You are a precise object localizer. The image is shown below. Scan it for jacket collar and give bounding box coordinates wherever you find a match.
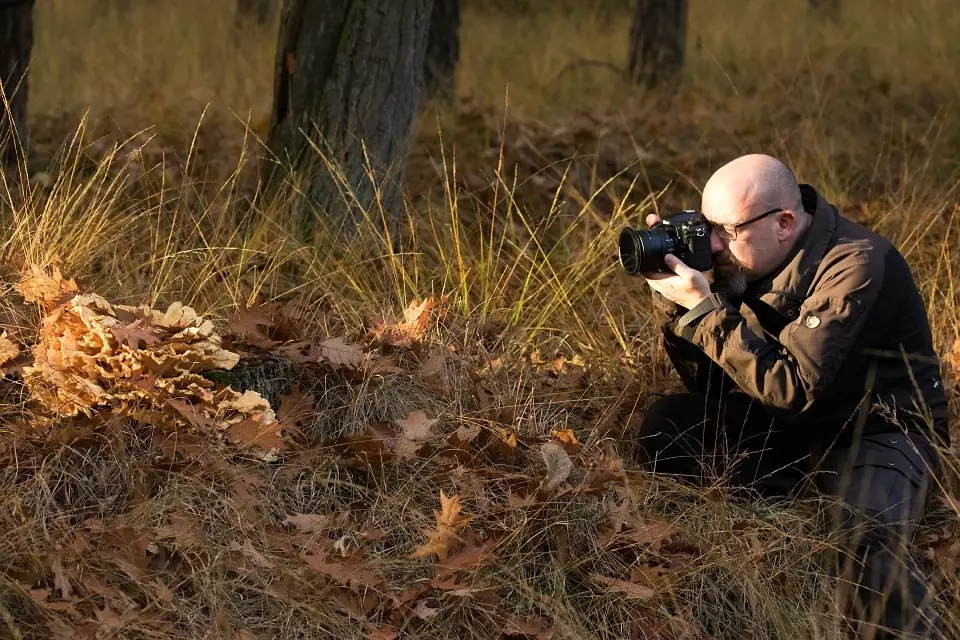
[746,184,838,316]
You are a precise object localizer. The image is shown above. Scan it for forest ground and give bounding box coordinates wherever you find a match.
[0,1,959,638]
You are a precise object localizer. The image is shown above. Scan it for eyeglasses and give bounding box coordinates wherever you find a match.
[711,207,784,241]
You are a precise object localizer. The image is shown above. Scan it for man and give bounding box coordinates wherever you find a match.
[635,154,949,639]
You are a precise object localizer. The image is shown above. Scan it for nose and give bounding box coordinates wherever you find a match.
[710,228,725,254]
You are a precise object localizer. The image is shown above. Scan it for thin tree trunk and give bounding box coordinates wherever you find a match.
[0,0,33,166]
[627,0,688,89]
[423,0,460,102]
[236,0,275,26]
[267,0,433,245]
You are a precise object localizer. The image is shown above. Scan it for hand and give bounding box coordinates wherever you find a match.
[641,214,712,310]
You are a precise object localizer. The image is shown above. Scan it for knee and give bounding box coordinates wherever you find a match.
[636,393,704,461]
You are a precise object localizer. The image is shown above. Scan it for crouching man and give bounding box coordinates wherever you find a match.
[633,154,949,639]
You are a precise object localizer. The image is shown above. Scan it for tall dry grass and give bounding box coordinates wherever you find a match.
[0,0,957,638]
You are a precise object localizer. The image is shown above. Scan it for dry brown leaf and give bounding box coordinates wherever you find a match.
[412,601,440,619]
[50,555,72,600]
[318,337,367,369]
[438,531,498,575]
[283,513,335,535]
[540,442,573,492]
[397,410,438,440]
[371,297,441,347]
[277,386,315,426]
[229,539,274,569]
[550,428,581,454]
[590,573,656,600]
[154,511,206,548]
[410,491,475,561]
[300,553,385,589]
[504,617,555,639]
[0,331,20,368]
[234,631,258,640]
[226,414,292,454]
[17,264,79,309]
[229,303,278,346]
[369,628,399,640]
[111,318,162,349]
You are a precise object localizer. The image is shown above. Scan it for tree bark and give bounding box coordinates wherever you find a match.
[627,0,688,90]
[0,0,32,166]
[423,0,460,102]
[808,0,840,21]
[236,0,276,27]
[266,0,433,246]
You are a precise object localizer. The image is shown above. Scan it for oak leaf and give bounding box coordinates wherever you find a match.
[371,297,440,347]
[540,442,573,492]
[397,410,438,440]
[590,573,656,600]
[318,337,367,369]
[283,513,335,535]
[17,264,79,309]
[300,552,385,589]
[0,331,20,368]
[410,491,474,561]
[111,318,162,349]
[228,302,279,346]
[550,428,581,454]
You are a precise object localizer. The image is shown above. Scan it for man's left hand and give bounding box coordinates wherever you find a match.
[644,254,712,310]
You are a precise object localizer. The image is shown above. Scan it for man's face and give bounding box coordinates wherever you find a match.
[702,202,786,298]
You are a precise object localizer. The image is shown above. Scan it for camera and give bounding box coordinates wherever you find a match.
[619,210,713,275]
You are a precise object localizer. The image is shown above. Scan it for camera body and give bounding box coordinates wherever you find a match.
[619,211,713,275]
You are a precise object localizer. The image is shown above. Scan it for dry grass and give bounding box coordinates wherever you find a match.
[0,0,958,638]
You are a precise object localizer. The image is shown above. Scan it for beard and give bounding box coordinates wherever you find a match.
[711,250,749,300]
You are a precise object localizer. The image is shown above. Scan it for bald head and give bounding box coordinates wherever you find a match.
[701,154,813,286]
[702,154,804,218]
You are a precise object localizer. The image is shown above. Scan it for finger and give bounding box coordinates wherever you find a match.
[645,213,661,227]
[663,253,696,279]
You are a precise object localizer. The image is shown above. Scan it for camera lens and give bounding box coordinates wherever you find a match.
[619,227,670,275]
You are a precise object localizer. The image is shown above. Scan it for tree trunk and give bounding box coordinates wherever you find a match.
[627,0,688,89]
[236,0,275,26]
[266,0,433,246]
[808,0,840,21]
[0,0,32,166]
[423,0,460,102]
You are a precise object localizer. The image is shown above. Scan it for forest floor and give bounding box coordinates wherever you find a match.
[0,1,959,638]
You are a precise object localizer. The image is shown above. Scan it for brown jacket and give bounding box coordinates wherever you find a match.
[654,184,949,451]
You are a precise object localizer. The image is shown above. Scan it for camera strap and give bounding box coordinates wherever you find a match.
[677,293,727,334]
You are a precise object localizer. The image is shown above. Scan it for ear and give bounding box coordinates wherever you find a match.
[777,209,796,241]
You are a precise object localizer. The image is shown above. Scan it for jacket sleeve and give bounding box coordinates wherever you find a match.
[652,290,736,397]
[687,254,884,417]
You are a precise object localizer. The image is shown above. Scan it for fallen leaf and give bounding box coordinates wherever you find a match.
[111,318,162,349]
[396,410,438,441]
[301,552,385,588]
[550,428,581,454]
[411,491,475,561]
[412,601,440,619]
[438,530,498,574]
[51,554,72,600]
[276,386,315,427]
[369,628,399,640]
[504,616,555,639]
[229,303,279,347]
[590,573,656,600]
[229,539,274,569]
[540,442,572,492]
[226,416,291,452]
[0,331,20,367]
[17,264,79,309]
[154,511,206,548]
[234,631,258,640]
[283,513,334,535]
[318,337,367,369]
[371,297,440,347]
[150,579,174,603]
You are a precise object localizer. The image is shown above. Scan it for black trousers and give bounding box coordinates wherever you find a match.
[638,392,944,640]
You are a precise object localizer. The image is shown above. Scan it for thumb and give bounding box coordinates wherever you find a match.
[663,253,695,278]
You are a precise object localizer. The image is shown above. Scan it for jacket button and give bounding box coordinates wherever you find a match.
[787,310,796,317]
